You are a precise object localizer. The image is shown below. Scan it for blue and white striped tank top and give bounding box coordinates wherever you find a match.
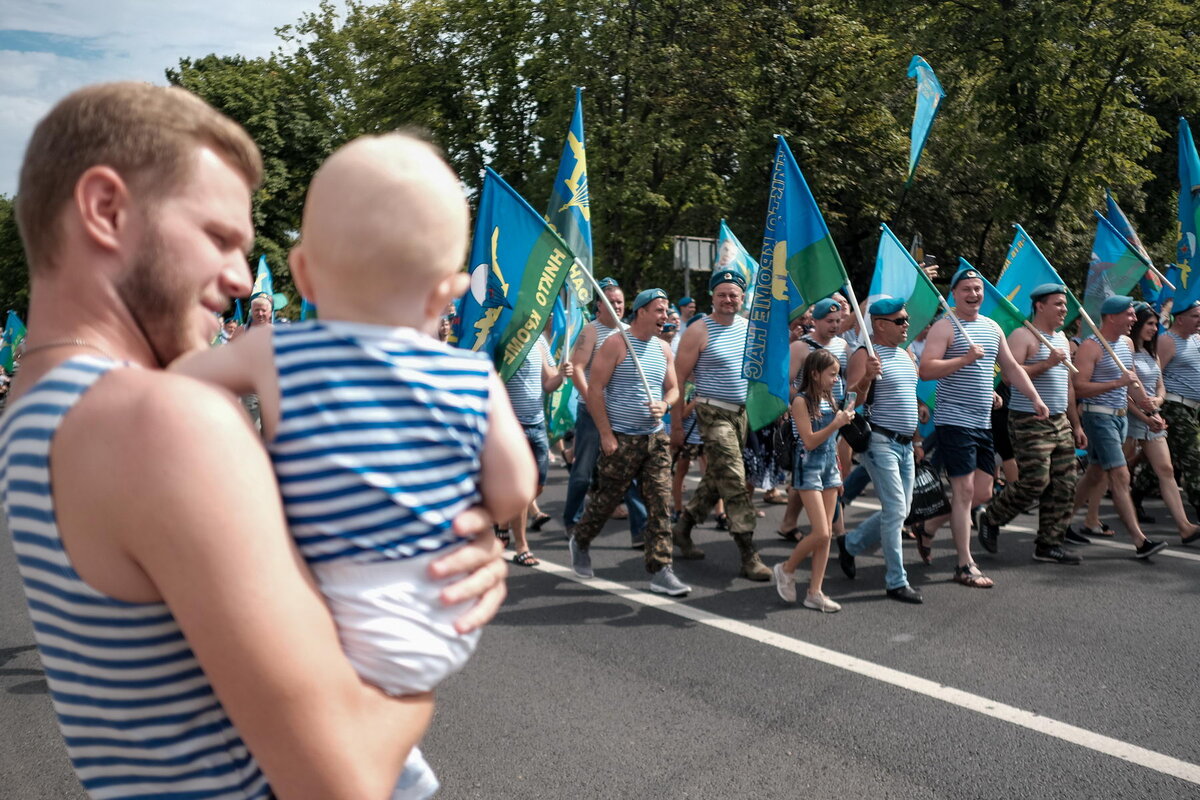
[1132,351,1162,397]
[505,337,551,426]
[934,317,1002,429]
[581,320,621,409]
[1011,330,1070,415]
[869,345,919,434]
[0,357,268,800]
[693,315,748,404]
[1163,331,1200,400]
[605,335,668,435]
[1087,335,1133,409]
[271,321,490,565]
[803,335,849,404]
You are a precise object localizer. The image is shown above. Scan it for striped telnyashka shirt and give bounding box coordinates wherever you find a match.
[0,357,268,800]
[1086,335,1134,409]
[1010,330,1070,415]
[693,315,748,405]
[934,316,1002,429]
[1163,331,1200,401]
[270,321,490,566]
[604,334,668,435]
[505,337,552,426]
[868,344,919,434]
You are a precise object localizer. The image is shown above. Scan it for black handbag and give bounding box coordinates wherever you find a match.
[840,413,872,453]
[772,416,797,472]
[906,460,951,524]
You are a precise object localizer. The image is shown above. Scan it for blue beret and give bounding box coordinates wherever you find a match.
[1176,299,1200,313]
[709,269,747,292]
[949,266,982,289]
[631,287,668,313]
[1030,283,1067,301]
[811,298,841,319]
[1100,295,1134,315]
[869,296,906,316]
[598,276,620,290]
[677,296,694,307]
[662,322,678,332]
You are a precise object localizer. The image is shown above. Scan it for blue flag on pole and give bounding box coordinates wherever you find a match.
[1103,190,1162,303]
[546,87,592,306]
[0,310,27,372]
[1085,211,1152,321]
[865,224,943,346]
[906,55,945,183]
[997,225,1082,327]
[715,219,759,313]
[231,298,243,325]
[1175,118,1200,310]
[454,167,576,381]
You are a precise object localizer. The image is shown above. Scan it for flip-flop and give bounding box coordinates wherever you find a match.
[513,551,539,567]
[494,525,511,547]
[776,527,802,543]
[529,513,552,532]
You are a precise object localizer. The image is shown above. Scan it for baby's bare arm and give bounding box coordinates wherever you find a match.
[479,371,538,522]
[169,327,281,437]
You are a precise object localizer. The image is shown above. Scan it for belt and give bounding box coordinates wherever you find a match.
[870,424,913,445]
[1164,392,1200,410]
[695,396,744,412]
[1081,404,1126,417]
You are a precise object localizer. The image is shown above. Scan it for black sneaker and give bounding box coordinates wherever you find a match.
[974,506,999,554]
[1064,525,1092,546]
[1134,539,1168,559]
[1033,544,1082,565]
[836,536,856,580]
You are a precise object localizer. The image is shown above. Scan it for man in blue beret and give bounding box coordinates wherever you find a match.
[918,265,1049,588]
[677,296,697,329]
[974,284,1086,564]
[671,269,772,579]
[1068,295,1167,556]
[1148,296,1200,541]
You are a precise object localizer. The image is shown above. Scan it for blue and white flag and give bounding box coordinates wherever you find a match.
[906,55,945,183]
[1175,118,1200,310]
[714,219,758,312]
[547,87,593,306]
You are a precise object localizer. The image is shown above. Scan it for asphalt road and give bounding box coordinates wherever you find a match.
[4,461,1199,799]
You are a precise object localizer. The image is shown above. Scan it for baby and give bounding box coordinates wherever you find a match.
[174,133,535,797]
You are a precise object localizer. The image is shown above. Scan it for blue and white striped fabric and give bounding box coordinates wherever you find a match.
[693,315,748,404]
[1011,330,1070,415]
[934,317,1002,429]
[1163,331,1200,401]
[581,320,622,410]
[271,321,490,565]
[1087,335,1133,409]
[505,337,551,425]
[605,335,667,435]
[0,357,268,800]
[868,345,918,434]
[1132,350,1162,396]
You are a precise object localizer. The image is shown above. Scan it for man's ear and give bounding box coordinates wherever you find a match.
[75,165,132,255]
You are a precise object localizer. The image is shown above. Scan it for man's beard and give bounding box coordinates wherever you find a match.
[116,222,195,366]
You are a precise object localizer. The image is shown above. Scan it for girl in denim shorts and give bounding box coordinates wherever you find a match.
[773,349,854,612]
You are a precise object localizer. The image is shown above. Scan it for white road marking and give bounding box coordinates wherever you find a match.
[518,553,1200,786]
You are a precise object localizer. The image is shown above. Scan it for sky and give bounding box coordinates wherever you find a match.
[0,0,334,197]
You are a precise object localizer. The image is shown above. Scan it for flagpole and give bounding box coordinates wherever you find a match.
[937,297,975,345]
[1075,305,1142,393]
[841,283,875,358]
[578,266,655,405]
[1021,321,1078,374]
[1148,264,1176,291]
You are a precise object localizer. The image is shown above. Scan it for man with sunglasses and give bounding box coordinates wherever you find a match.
[974,284,1086,564]
[836,297,924,603]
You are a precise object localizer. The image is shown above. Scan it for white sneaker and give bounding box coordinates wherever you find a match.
[649,565,691,596]
[803,592,842,613]
[772,562,796,603]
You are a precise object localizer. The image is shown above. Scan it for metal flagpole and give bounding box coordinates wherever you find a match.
[578,265,655,404]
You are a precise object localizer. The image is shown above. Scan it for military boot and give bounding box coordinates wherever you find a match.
[733,532,771,581]
[672,511,705,560]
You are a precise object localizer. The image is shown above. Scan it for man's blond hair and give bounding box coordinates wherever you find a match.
[16,82,263,271]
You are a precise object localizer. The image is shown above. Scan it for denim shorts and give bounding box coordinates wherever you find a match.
[1082,410,1128,469]
[935,424,995,478]
[1126,415,1166,441]
[523,422,550,485]
[793,445,842,491]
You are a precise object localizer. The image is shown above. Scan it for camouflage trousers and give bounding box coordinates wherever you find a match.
[574,431,673,573]
[1153,399,1200,507]
[982,412,1077,547]
[684,403,756,535]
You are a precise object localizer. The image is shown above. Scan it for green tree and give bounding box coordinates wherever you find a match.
[0,196,30,318]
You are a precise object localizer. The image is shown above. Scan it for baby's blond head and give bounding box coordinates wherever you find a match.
[294,133,468,323]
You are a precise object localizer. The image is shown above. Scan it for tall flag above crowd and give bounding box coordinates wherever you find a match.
[1084,211,1153,320]
[547,87,593,307]
[998,225,1082,327]
[715,220,758,312]
[906,56,944,184]
[866,224,941,346]
[1176,117,1200,311]
[454,167,575,382]
[1,310,26,372]
[744,136,850,431]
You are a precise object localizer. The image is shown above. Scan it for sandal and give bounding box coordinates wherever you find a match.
[529,513,552,532]
[763,489,789,505]
[913,523,932,565]
[715,513,729,531]
[513,550,539,567]
[494,525,511,547]
[777,527,802,543]
[953,562,994,589]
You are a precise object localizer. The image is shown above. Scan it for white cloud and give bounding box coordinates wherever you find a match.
[0,0,338,196]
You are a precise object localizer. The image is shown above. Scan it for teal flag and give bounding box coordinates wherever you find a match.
[744,136,848,430]
[866,224,943,346]
[1104,189,1163,303]
[715,219,759,313]
[546,87,593,306]
[0,310,27,372]
[544,294,587,442]
[231,298,243,325]
[252,255,273,299]
[1085,211,1152,321]
[454,167,576,382]
[1176,118,1200,309]
[906,55,945,183]
[997,225,1082,328]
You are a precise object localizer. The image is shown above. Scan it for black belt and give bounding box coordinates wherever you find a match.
[870,424,913,445]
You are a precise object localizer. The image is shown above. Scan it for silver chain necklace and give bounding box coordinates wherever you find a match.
[19,338,117,362]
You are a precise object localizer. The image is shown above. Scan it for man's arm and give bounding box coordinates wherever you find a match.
[540,342,567,394]
[1009,328,1064,379]
[587,336,623,454]
[788,339,810,388]
[659,342,680,413]
[671,323,706,440]
[844,347,880,397]
[54,372,446,798]
[1071,339,1133,399]
[568,323,596,398]
[844,346,868,396]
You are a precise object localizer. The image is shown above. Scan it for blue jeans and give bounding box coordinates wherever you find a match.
[562,403,647,535]
[842,463,872,504]
[843,432,914,590]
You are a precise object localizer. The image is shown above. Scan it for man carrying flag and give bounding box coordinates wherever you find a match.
[918,265,1049,588]
[672,269,771,581]
[1153,298,1200,537]
[974,284,1087,564]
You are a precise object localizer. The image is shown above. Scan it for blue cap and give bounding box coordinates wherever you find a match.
[811,298,841,319]
[1133,300,1152,313]
[598,276,620,290]
[709,269,747,292]
[677,296,694,307]
[1100,295,1135,315]
[1030,283,1067,301]
[869,296,906,316]
[1176,298,1200,313]
[949,266,982,289]
[662,322,678,332]
[631,287,668,313]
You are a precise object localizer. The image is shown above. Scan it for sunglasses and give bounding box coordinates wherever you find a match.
[879,315,910,325]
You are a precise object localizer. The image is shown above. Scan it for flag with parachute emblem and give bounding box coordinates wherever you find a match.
[906,56,945,183]
[997,225,1082,328]
[714,220,758,313]
[865,224,942,346]
[1084,211,1153,320]
[546,87,592,306]
[454,168,576,382]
